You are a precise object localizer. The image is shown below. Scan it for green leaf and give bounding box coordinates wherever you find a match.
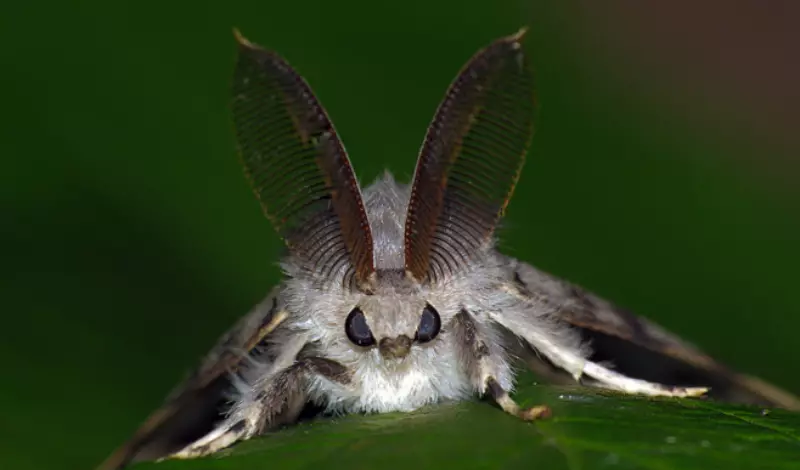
[133,379,800,470]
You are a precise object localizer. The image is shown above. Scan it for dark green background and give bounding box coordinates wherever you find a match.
[2,2,798,470]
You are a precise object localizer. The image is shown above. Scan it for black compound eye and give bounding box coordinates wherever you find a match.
[415,304,441,343]
[345,307,376,347]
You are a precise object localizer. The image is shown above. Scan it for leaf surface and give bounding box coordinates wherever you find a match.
[134,379,800,470]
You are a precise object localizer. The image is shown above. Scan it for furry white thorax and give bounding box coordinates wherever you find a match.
[232,172,538,416]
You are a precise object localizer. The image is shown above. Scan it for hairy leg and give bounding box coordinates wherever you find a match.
[485,306,707,398]
[497,265,709,398]
[169,357,350,459]
[453,310,551,421]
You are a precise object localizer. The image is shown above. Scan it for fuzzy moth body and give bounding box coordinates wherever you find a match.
[97,28,800,470]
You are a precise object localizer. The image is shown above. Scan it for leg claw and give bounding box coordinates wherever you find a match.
[519,405,552,421]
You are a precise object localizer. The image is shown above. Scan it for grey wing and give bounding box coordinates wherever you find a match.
[97,286,289,470]
[506,257,800,410]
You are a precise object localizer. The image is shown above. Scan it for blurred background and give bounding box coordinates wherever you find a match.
[1,1,799,469]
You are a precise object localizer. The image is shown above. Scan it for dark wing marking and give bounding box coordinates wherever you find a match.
[507,257,800,410]
[404,28,535,283]
[96,289,287,470]
[232,30,374,287]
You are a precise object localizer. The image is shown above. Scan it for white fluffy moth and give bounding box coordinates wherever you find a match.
[99,28,800,469]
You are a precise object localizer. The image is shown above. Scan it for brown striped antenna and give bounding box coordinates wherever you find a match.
[232,30,375,287]
[403,28,536,283]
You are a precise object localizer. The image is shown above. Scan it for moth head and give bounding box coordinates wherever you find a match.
[231,29,535,364]
[343,299,442,360]
[321,267,444,360]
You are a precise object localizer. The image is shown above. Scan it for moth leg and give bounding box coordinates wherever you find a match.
[582,361,708,397]
[454,310,551,421]
[522,333,708,397]
[486,376,552,420]
[486,308,708,398]
[518,331,707,397]
[167,366,307,460]
[167,418,252,460]
[169,357,350,460]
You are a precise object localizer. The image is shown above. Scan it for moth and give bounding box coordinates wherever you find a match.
[99,28,800,470]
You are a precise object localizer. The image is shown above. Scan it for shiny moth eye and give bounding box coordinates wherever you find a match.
[345,307,376,347]
[415,303,441,343]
